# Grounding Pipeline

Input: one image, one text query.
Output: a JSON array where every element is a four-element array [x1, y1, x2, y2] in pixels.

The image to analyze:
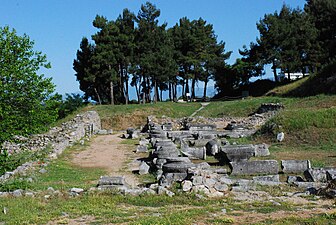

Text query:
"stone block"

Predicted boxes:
[[304, 168, 327, 182], [253, 175, 280, 182], [206, 140, 219, 156], [186, 124, 216, 131], [326, 169, 336, 181], [182, 180, 193, 192], [139, 161, 150, 175], [254, 143, 270, 157], [136, 145, 148, 153], [287, 176, 305, 184], [181, 147, 206, 160], [281, 160, 311, 173], [162, 162, 194, 173], [221, 145, 255, 162], [98, 176, 125, 186], [214, 183, 229, 192], [230, 160, 279, 175]]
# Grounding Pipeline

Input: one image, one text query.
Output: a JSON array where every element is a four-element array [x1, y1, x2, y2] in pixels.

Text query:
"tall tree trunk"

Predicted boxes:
[[191, 74, 196, 99], [146, 77, 151, 103], [119, 64, 124, 103], [110, 81, 114, 105], [168, 82, 172, 101], [182, 79, 185, 98], [174, 82, 177, 102], [135, 82, 140, 104], [94, 87, 102, 105], [287, 68, 291, 80], [153, 80, 158, 103], [125, 76, 129, 105], [160, 87, 163, 102], [272, 61, 278, 82], [203, 77, 208, 100], [185, 79, 189, 96]]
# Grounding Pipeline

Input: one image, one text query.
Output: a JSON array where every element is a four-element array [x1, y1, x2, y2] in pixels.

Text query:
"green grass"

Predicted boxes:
[[266, 77, 310, 96]]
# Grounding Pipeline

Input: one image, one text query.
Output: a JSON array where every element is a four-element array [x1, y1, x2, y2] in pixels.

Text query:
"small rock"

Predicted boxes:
[[166, 190, 175, 197], [44, 195, 51, 199], [25, 192, 34, 197], [47, 187, 55, 193], [3, 207, 8, 215], [12, 190, 22, 197], [277, 132, 285, 142], [136, 145, 148, 153], [61, 212, 69, 217], [139, 161, 150, 175], [39, 168, 47, 174], [221, 208, 227, 214], [214, 183, 229, 192], [70, 188, 84, 194], [182, 180, 193, 192]]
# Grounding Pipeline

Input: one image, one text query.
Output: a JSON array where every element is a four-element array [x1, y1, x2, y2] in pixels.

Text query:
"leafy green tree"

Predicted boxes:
[[0, 26, 58, 143], [73, 37, 101, 103]]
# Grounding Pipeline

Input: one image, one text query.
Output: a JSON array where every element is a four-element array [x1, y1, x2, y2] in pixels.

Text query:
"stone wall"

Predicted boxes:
[[0, 111, 101, 181]]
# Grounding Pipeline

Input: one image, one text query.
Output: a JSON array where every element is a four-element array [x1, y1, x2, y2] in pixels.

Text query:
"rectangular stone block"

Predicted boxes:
[[230, 160, 279, 175], [98, 176, 125, 186], [281, 160, 311, 173], [326, 169, 336, 181], [222, 145, 255, 162], [304, 168, 327, 182]]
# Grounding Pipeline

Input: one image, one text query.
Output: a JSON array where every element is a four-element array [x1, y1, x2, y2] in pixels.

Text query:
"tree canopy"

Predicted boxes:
[[0, 26, 58, 143]]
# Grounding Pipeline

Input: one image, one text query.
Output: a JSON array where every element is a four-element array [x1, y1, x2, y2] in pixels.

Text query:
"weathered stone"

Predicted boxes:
[[162, 123, 173, 131], [277, 132, 285, 142], [214, 183, 229, 192], [165, 157, 191, 163], [281, 160, 311, 173], [208, 188, 224, 198], [254, 143, 270, 157], [98, 176, 125, 186], [181, 147, 206, 160], [219, 176, 234, 185], [293, 181, 327, 189], [206, 140, 219, 156], [304, 168, 327, 182], [139, 161, 150, 175], [162, 162, 194, 173], [182, 180, 193, 192], [230, 160, 279, 175], [70, 188, 84, 194], [287, 176, 305, 184], [192, 176, 204, 186], [253, 175, 280, 182], [39, 168, 47, 174], [136, 145, 148, 153], [204, 178, 217, 189], [326, 170, 336, 181], [221, 145, 255, 162], [159, 173, 188, 186], [12, 189, 23, 197], [192, 185, 210, 195], [139, 138, 150, 146], [186, 124, 216, 131]]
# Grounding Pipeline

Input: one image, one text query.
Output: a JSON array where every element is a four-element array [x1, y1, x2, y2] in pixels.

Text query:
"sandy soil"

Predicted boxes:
[[72, 134, 140, 187]]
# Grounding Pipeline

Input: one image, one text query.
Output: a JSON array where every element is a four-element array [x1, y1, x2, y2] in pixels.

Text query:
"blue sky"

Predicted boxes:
[[1, 0, 306, 96]]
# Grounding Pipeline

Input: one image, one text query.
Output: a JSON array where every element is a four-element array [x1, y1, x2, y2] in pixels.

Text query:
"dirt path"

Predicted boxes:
[[72, 134, 140, 187]]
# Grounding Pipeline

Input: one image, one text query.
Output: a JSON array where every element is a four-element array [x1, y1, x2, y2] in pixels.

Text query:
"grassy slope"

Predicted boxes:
[[86, 102, 200, 130]]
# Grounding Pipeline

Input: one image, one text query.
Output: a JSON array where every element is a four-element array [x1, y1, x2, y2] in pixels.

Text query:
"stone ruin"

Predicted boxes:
[[0, 111, 104, 182], [99, 103, 336, 198]]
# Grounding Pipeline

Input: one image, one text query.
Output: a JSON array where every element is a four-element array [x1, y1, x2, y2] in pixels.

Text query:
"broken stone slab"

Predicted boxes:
[[162, 162, 194, 173], [293, 181, 327, 189], [159, 172, 188, 187], [70, 188, 84, 194], [221, 145, 255, 162], [96, 129, 113, 135], [139, 138, 150, 146], [206, 140, 219, 156], [253, 175, 280, 182], [165, 157, 191, 163], [195, 132, 216, 140], [139, 161, 150, 175], [230, 160, 279, 175], [136, 145, 148, 153], [231, 179, 256, 192], [152, 149, 179, 159], [254, 143, 270, 157], [185, 124, 216, 131], [98, 176, 125, 186], [326, 170, 336, 181], [181, 147, 206, 160], [277, 132, 285, 142], [287, 176, 305, 184], [304, 168, 327, 183], [281, 160, 311, 174], [214, 183, 229, 192], [162, 123, 173, 131]]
